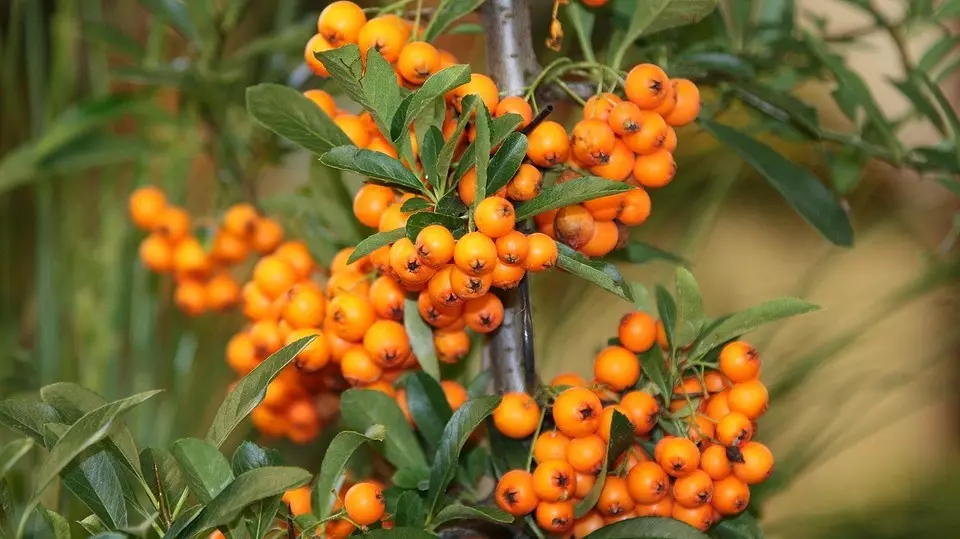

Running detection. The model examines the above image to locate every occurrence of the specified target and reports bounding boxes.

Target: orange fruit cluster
[493,311,773,535]
[532,64,701,258]
[281,479,388,537]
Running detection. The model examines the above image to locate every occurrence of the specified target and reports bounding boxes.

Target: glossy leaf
[171,438,234,504]
[514,177,632,220]
[433,504,514,527]
[319,146,424,193]
[583,516,710,539]
[404,297,442,380]
[556,245,634,303]
[405,373,454,454]
[339,390,430,473]
[674,268,706,348]
[423,0,486,42]
[349,229,406,264]
[656,285,677,353]
[421,126,444,191]
[405,211,466,243]
[699,119,853,247]
[890,77,947,135]
[246,83,351,156]
[394,491,427,528]
[437,95,478,183]
[140,448,184,524]
[363,48,404,137]
[451,113,523,186]
[485,133,528,195]
[615,241,689,266]
[913,70,960,164]
[206,336,315,447]
[708,511,763,539]
[611,0,718,66]
[315,45,368,110]
[640,346,671,398]
[574,410,634,518]
[363,527,439,539]
[734,82,821,138]
[0,397,62,445]
[424,396,500,517]
[690,297,820,358]
[392,65,471,141]
[0,438,33,480]
[312,426,385,521]
[232,441,283,475]
[402,197,433,213]
[472,100,492,204]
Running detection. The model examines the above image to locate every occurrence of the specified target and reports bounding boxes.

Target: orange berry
[626,461,669,504]
[620,390,659,435]
[354,184,396,229]
[139,234,174,273]
[625,63,670,109]
[572,119,617,166]
[493,391,540,439]
[526,121,570,168]
[705,391,732,422]
[597,476,634,516]
[397,41,440,85]
[673,469,714,508]
[451,73,499,114]
[155,206,191,242]
[172,237,211,277]
[449,265,492,299]
[275,241,315,280]
[700,444,732,480]
[226,332,259,375]
[128,186,167,230]
[205,273,241,311]
[426,266,463,308]
[369,275,406,321]
[532,459,577,502]
[390,237,436,284]
[524,233,558,272]
[283,284,327,329]
[287,328,330,371]
[223,203,259,239]
[607,101,644,136]
[357,16,409,63]
[719,341,760,383]
[589,139,635,181]
[716,412,754,447]
[211,229,249,265]
[367,136,398,157]
[632,149,676,188]
[418,289,462,328]
[573,511,604,539]
[574,471,596,498]
[551,373,588,388]
[583,192,626,222]
[495,470,539,516]
[704,371,730,394]
[533,431,571,464]
[583,93,621,122]
[395,388,413,424]
[617,311,656,353]
[458,167,478,206]
[326,270,370,299]
[712,475,750,515]
[618,188,652,226]
[438,49,457,68]
[622,111,668,155]
[727,380,768,420]
[317,1,367,46]
[593,346,640,391]
[415,224,456,267]
[672,503,715,532]
[653,79,678,117]
[253,255,297,299]
[474,196,516,238]
[535,501,574,534]
[506,163,543,201]
[250,319,284,356]
[343,482,385,526]
[663,126,678,152]
[378,202,410,232]
[656,436,700,478]
[305,33,333,77]
[441,380,468,410]
[363,319,410,368]
[566,434,606,475]
[464,293,504,333]
[340,346,382,385]
[579,220,619,258]
[687,414,716,446]
[283,486,312,516]
[453,231,497,275]
[552,387,602,438]
[732,441,774,485]
[597,404,633,442]
[434,329,470,364]
[242,282,277,321]
[634,496,673,517]
[335,114,372,148]
[494,96,533,128]
[332,246,371,274]
[664,79,701,127]
[554,204,596,250]
[490,259,526,289]
[325,292,376,342]
[495,230,529,266]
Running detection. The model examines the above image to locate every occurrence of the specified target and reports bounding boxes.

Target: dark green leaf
[424,396,500,517]
[393,65,471,142]
[640,346,670,398]
[556,245,634,303]
[404,297,442,380]
[206,337,315,447]
[320,146,424,193]
[402,197,433,213]
[363,48,404,137]
[312,427,386,521]
[438,95,478,183]
[912,70,960,163]
[690,297,820,359]
[0,438,33,480]
[81,21,145,60]
[826,146,868,195]
[708,512,763,539]
[472,101,492,204]
[349,229,407,264]
[734,82,821,138]
[363,527,438,539]
[890,77,947,135]
[584,516,710,539]
[446,22,485,35]
[171,438,234,504]
[611,0,718,66]
[699,119,853,246]
[574,410,633,518]
[656,285,677,353]
[137,0,197,40]
[405,212,466,243]
[433,504,513,527]
[0,397,61,445]
[674,268,705,348]
[246,83,351,156]
[486,133,528,195]
[40,508,70,539]
[514,177,632,220]
[450,112,523,187]
[677,52,756,80]
[422,0,486,42]
[232,441,282,475]
[919,35,957,73]
[567,1,597,62]
[315,44,368,109]
[394,491,427,528]
[140,448,184,524]
[421,126,444,191]
[339,390,430,472]
[466,369,492,398]
[615,241,689,266]
[392,467,430,491]
[406,373,454,454]
[437,190,470,216]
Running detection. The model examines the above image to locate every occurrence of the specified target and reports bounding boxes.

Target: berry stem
[525,402,549,471]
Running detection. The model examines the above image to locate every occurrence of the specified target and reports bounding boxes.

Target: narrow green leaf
[206,336,315,447]
[81,21,145,60]
[615,241,689,266]
[405,212,466,243]
[639,346,670,398]
[422,0,486,42]
[405,373,454,454]
[514,177,632,220]
[312,427,386,521]
[486,133,528,195]
[394,491,427,528]
[41,508,70,539]
[690,297,820,358]
[466,369,492,398]
[919,34,957,72]
[404,298,442,380]
[433,504,513,527]
[349,229,407,264]
[890,77,948,135]
[421,126,444,192]
[610,0,718,66]
[339,389,430,473]
[320,146,424,193]
[315,44,368,110]
[363,48,404,137]
[393,65,471,142]
[425,397,500,518]
[0,438,33,480]
[472,100,492,204]
[140,447,183,526]
[402,197,433,213]
[363,527,438,539]
[567,1,597,62]
[655,285,677,353]
[734,82,821,138]
[0,397,61,446]
[246,83,351,156]
[574,411,633,518]
[699,119,853,246]
[826,146,869,195]
[708,511,762,539]
[80,515,107,536]
[171,438,234,504]
[437,95,478,184]
[451,113,524,187]
[913,70,960,164]
[556,245,634,303]
[583,516,710,539]
[674,268,705,348]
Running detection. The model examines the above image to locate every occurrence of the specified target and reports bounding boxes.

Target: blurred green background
[0,0,958,537]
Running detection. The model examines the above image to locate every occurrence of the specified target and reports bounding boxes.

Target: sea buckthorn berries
[527,121,570,167]
[633,149,676,188]
[458,167,478,206]
[583,192,625,222]
[524,233,558,272]
[727,380,769,420]
[705,390,732,421]
[655,436,700,477]
[622,111,668,155]
[597,476,634,516]
[506,164,543,201]
[496,470,539,516]
[672,503,714,532]
[673,469,714,508]
[664,79,701,127]
[554,204,596,250]
[357,16,409,63]
[283,284,327,329]
[653,79,678,117]
[700,444,733,480]
[275,241,315,280]
[626,461,669,504]
[598,405,633,442]
[494,96,534,128]
[415,224,456,268]
[593,346,641,391]
[173,237,211,277]
[156,206,191,242]
[353,184,395,229]
[427,266,463,307]
[283,487,312,516]
[551,372,588,388]
[287,328,329,371]
[378,202,410,232]
[434,329,470,364]
[573,511,604,539]
[418,290,461,328]
[574,471,596,498]
[343,482,385,526]
[205,273,241,311]
[491,259,526,289]
[532,460,577,502]
[716,412,754,447]
[326,293,376,342]
[733,441,774,484]
[719,341,760,382]
[474,196,516,238]
[590,139,635,182]
[211,229,249,265]
[583,93,621,122]
[390,237,436,284]
[305,33,333,77]
[223,203,259,239]
[367,136,398,157]
[253,255,297,299]
[634,496,673,517]
[662,126,678,152]
[129,186,167,230]
[712,475,750,515]
[174,279,206,316]
[226,332,259,375]
[493,392,541,439]
[625,63,670,110]
[340,347,382,385]
[139,234,173,272]
[618,311,657,353]
[534,431,571,464]
[566,434,606,474]
[449,266,492,299]
[464,293,504,333]
[442,380,468,410]
[451,73,499,113]
[363,320,410,368]
[397,41,441,85]
[552,387,602,438]
[536,501,574,534]
[572,119,617,166]
[317,1,367,46]
[495,230,529,265]
[607,102,644,136]
[454,231,498,275]
[335,114,372,148]
[578,220,620,258]
[618,188,652,226]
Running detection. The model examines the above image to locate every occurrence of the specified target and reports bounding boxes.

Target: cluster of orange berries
[129,186,284,316]
[531,65,701,258]
[281,480,387,538]
[491,311,772,535]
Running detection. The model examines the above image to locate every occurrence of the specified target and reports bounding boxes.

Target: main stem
[481,0,539,394]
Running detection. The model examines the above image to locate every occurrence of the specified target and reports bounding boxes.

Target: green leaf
[919,34,958,72]
[392,467,430,491]
[316,44,368,109]
[451,113,524,187]
[394,491,427,528]
[421,126,444,192]
[206,336,315,447]
[404,297,442,380]
[890,77,948,135]
[690,297,820,359]
[402,197,433,213]
[655,285,677,353]
[422,0,486,42]
[171,438,234,504]
[616,241,689,266]
[0,438,33,480]
[433,504,514,527]
[180,467,311,538]
[912,70,960,165]
[320,146,424,193]
[312,427,386,521]
[80,515,107,536]
[232,441,282,475]
[556,245,635,303]
[405,373,454,454]
[136,0,197,40]
[734,83,821,139]
[567,1,597,62]
[40,508,70,539]
[246,83,351,157]
[438,95,478,183]
[708,512,763,539]
[425,396,500,518]
[82,21,145,60]
[140,447,184,525]
[514,177,632,220]
[0,397,61,445]
[486,133,528,195]
[472,100,492,204]
[699,119,853,247]
[349,229,407,264]
[393,65,471,142]
[826,146,868,195]
[363,527,439,539]
[363,48,404,137]
[339,389,430,473]
[583,516,710,539]
[674,268,705,348]
[640,346,671,398]
[611,0,718,66]
[405,212,466,243]
[466,369,493,398]
[574,410,633,518]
